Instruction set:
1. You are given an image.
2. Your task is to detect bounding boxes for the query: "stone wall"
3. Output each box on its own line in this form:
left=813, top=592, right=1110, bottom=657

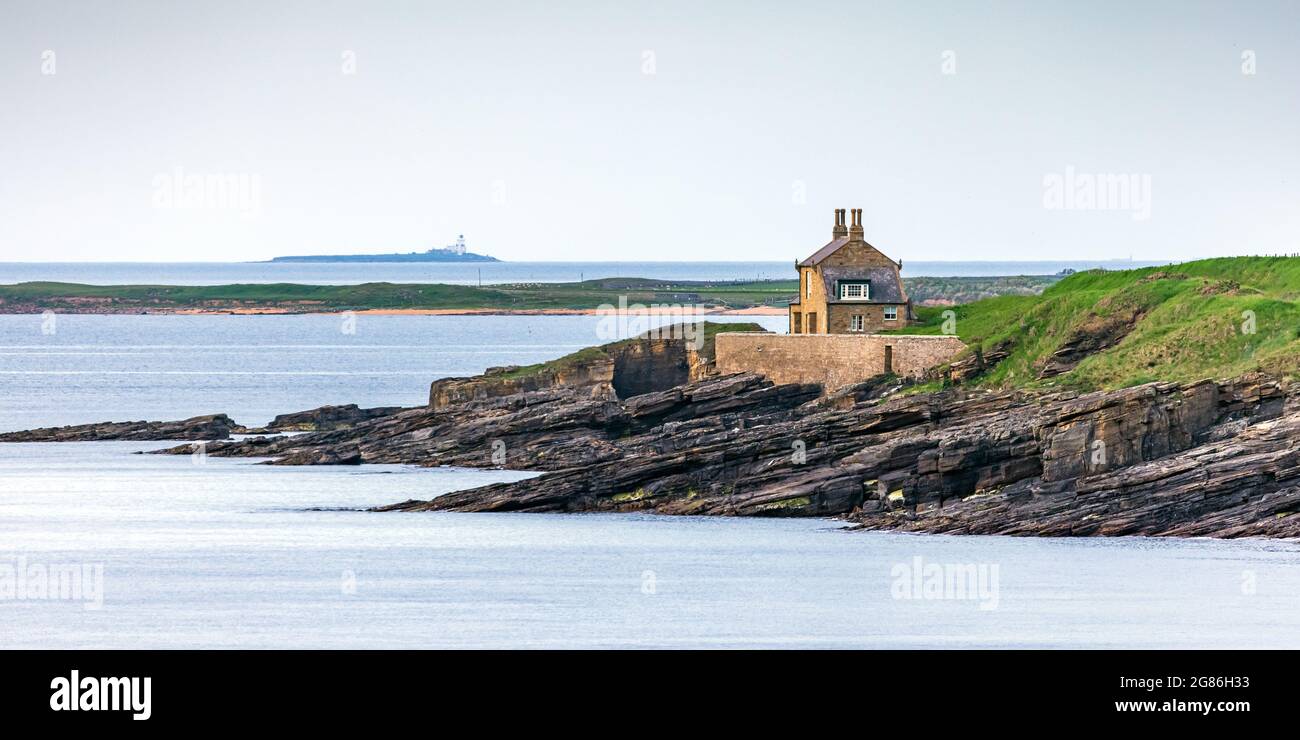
left=793, top=265, right=828, bottom=333
left=827, top=303, right=905, bottom=334
left=429, top=332, right=732, bottom=408
left=820, top=240, right=901, bottom=271
left=715, top=332, right=966, bottom=390
left=793, top=300, right=906, bottom=334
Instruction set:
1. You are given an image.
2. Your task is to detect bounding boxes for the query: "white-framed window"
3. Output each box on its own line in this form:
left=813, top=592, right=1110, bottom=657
left=850, top=314, right=865, bottom=332
left=884, top=305, right=898, bottom=321
left=839, top=282, right=869, bottom=300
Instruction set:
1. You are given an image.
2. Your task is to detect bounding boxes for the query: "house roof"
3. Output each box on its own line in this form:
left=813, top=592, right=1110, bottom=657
left=797, top=238, right=850, bottom=267
left=791, top=234, right=911, bottom=310
left=820, top=265, right=908, bottom=304
left=787, top=265, right=910, bottom=308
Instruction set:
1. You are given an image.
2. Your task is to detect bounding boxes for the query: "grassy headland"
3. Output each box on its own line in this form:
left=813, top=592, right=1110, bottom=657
left=893, top=257, right=1300, bottom=390
left=0, top=275, right=1057, bottom=314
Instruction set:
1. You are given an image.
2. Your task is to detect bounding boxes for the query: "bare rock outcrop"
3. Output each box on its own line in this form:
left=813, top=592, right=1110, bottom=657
left=429, top=359, right=618, bottom=409
left=260, top=404, right=401, bottom=432
left=158, top=373, right=820, bottom=474
left=0, top=414, right=238, bottom=442
left=428, top=324, right=756, bottom=408
left=371, top=373, right=1300, bottom=538
left=8, top=333, right=1298, bottom=538
left=1037, top=303, right=1145, bottom=378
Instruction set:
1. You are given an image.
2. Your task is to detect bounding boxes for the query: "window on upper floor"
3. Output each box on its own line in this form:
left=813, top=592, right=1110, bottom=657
left=839, top=282, right=869, bottom=300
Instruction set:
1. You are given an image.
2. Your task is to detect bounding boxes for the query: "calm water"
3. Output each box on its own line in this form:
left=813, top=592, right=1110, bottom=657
left=4, top=442, right=1299, bottom=649
left=0, top=259, right=1166, bottom=285
left=0, top=313, right=785, bottom=432
left=1, top=313, right=1297, bottom=649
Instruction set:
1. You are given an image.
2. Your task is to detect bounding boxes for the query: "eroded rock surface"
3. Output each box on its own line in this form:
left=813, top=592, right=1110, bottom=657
left=0, top=414, right=238, bottom=442
left=155, top=373, right=821, bottom=475
left=427, top=330, right=734, bottom=408
left=8, top=348, right=1298, bottom=538
left=369, top=373, right=1300, bottom=538
left=259, top=404, right=401, bottom=432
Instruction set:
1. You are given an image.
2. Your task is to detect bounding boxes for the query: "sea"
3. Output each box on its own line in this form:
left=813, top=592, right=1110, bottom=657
left=2, top=262, right=1296, bottom=649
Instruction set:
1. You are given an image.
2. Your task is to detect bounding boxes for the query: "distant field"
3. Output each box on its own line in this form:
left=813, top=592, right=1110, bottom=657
left=0, top=275, right=1058, bottom=314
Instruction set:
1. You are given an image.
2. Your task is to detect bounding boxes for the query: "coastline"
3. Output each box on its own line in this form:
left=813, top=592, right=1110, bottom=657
left=0, top=274, right=1059, bottom=316
left=10, top=257, right=1300, bottom=539
left=152, top=306, right=790, bottom=316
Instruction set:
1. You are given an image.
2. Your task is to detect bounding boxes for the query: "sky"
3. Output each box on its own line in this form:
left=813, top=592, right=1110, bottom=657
left=0, top=0, right=1297, bottom=263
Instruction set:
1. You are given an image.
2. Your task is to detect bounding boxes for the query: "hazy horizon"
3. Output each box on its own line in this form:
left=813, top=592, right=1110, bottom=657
left=2, top=0, right=1297, bottom=264
left=0, top=257, right=1175, bottom=265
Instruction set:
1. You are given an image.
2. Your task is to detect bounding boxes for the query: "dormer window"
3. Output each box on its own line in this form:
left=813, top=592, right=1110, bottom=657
left=839, top=281, right=869, bottom=300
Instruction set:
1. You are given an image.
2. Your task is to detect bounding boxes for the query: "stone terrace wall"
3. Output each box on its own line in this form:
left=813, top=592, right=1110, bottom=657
left=715, top=333, right=966, bottom=390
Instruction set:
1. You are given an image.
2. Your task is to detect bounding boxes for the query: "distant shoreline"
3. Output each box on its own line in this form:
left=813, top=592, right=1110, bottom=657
left=264, top=242, right=499, bottom=263
left=263, top=254, right=500, bottom=263
left=175, top=306, right=789, bottom=316
left=0, top=275, right=1060, bottom=315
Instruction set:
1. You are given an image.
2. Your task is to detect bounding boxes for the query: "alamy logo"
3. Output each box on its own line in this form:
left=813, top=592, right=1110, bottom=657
left=595, top=296, right=706, bottom=349
left=151, top=167, right=262, bottom=214
left=1042, top=166, right=1151, bottom=221
left=50, top=670, right=151, bottom=720
left=0, top=556, right=102, bottom=610
left=1241, top=309, right=1257, bottom=335
left=940, top=49, right=957, bottom=75
left=941, top=309, right=957, bottom=335
left=890, top=555, right=1000, bottom=610
left=791, top=439, right=807, bottom=465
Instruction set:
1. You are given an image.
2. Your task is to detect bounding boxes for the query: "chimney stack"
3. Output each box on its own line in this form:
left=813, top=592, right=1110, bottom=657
left=832, top=208, right=848, bottom=239
left=848, top=208, right=864, bottom=240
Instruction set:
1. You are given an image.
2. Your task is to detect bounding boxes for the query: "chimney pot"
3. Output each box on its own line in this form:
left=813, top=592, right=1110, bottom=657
left=849, top=208, right=865, bottom=239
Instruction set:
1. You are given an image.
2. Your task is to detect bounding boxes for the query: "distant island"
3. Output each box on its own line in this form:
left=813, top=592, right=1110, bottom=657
left=269, top=235, right=499, bottom=263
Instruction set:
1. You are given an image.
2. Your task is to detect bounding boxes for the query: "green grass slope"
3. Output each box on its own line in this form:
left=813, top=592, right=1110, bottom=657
left=898, top=257, right=1300, bottom=390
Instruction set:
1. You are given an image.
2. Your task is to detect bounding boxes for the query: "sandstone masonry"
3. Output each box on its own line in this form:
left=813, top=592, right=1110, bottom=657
left=715, top=332, right=966, bottom=389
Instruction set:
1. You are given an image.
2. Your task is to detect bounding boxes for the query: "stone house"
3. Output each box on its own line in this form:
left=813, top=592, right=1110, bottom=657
left=789, top=208, right=914, bottom=334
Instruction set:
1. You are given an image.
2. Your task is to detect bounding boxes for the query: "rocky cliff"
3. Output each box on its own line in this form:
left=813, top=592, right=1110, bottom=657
left=120, top=363, right=1300, bottom=537
left=427, top=323, right=757, bottom=408
left=10, top=318, right=1300, bottom=537
left=371, top=373, right=1300, bottom=538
